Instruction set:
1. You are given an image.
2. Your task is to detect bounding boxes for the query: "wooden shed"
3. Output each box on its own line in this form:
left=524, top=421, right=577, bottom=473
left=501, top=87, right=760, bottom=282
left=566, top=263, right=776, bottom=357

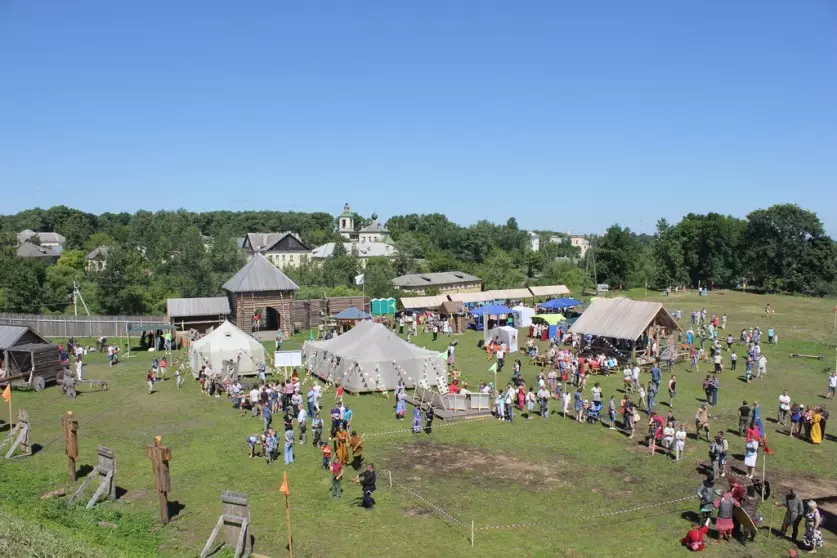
left=0, top=325, right=65, bottom=391
left=223, top=254, right=299, bottom=335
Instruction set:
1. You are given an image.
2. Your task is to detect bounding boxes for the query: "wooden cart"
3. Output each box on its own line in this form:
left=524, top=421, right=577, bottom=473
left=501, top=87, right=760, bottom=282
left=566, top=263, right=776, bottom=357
left=1, top=343, right=68, bottom=392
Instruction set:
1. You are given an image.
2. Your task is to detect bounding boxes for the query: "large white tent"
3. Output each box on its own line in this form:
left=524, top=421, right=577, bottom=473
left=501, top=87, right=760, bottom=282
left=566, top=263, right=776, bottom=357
left=302, top=321, right=447, bottom=393
left=485, top=325, right=519, bottom=353
left=189, top=320, right=266, bottom=378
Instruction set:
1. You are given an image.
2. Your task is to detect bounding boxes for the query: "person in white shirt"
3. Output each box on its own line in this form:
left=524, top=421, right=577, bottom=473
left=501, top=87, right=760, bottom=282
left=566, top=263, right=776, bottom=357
left=562, top=389, right=572, bottom=418
left=496, top=348, right=505, bottom=372
left=662, top=423, right=676, bottom=456
left=249, top=387, right=260, bottom=416
left=75, top=358, right=84, bottom=381
left=632, top=365, right=641, bottom=391
left=757, top=355, right=767, bottom=379
left=778, top=390, right=791, bottom=424
left=826, top=372, right=837, bottom=400
left=674, top=424, right=687, bottom=461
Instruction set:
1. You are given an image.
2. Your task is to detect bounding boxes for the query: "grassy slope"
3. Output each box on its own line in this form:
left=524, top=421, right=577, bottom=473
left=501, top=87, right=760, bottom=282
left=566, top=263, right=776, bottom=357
left=1, top=289, right=836, bottom=557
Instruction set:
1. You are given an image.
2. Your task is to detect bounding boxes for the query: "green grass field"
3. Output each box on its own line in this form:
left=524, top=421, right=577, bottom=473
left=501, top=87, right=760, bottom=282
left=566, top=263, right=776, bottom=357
left=2, top=289, right=837, bottom=557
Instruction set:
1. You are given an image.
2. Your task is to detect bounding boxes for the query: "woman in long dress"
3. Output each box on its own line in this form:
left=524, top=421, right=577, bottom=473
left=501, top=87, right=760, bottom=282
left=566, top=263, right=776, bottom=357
left=803, top=501, right=824, bottom=552
left=810, top=410, right=823, bottom=444
left=412, top=406, right=422, bottom=433
left=335, top=425, right=350, bottom=465
left=744, top=439, right=759, bottom=478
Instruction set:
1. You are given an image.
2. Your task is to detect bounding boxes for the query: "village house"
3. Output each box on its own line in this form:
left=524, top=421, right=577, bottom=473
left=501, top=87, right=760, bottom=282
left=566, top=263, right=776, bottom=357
left=241, top=232, right=312, bottom=270
left=392, top=271, right=482, bottom=295
left=85, top=246, right=110, bottom=271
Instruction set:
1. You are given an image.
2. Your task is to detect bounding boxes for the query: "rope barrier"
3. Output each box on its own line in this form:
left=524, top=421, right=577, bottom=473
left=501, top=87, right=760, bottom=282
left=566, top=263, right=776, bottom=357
left=363, top=415, right=497, bottom=439
left=475, top=494, right=695, bottom=531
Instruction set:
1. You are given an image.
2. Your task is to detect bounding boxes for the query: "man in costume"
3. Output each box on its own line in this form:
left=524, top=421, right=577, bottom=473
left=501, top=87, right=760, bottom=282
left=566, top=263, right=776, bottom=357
left=349, top=430, right=363, bottom=470
left=680, top=520, right=710, bottom=551
left=356, top=463, right=377, bottom=509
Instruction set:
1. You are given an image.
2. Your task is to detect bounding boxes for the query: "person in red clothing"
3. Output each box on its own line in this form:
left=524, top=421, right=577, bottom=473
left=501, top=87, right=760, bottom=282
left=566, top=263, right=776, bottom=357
left=680, top=521, right=710, bottom=551
left=448, top=380, right=462, bottom=394
left=745, top=421, right=761, bottom=443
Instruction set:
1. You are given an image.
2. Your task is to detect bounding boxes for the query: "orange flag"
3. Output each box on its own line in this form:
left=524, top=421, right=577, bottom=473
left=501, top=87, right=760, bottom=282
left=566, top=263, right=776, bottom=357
left=1, top=385, right=10, bottom=403
left=280, top=471, right=290, bottom=496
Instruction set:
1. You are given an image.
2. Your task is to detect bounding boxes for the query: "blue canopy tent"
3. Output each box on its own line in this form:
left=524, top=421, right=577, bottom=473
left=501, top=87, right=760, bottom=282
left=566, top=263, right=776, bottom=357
left=537, top=298, right=582, bottom=311
left=469, top=304, right=513, bottom=331
left=333, top=307, right=372, bottom=320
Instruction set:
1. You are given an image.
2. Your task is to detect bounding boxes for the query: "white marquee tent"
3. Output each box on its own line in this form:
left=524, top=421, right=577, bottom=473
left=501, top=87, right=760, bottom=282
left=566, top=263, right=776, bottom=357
left=189, top=320, right=266, bottom=378
left=302, top=321, right=447, bottom=393
left=485, top=325, right=519, bottom=353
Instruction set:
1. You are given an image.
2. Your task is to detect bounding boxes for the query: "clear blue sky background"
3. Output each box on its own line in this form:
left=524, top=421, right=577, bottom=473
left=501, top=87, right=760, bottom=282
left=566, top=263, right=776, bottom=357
left=1, top=1, right=836, bottom=235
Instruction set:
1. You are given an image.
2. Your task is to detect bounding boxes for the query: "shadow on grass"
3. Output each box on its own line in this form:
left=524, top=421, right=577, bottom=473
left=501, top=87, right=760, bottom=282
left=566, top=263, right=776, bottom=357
left=77, top=464, right=94, bottom=478
left=167, top=500, right=186, bottom=520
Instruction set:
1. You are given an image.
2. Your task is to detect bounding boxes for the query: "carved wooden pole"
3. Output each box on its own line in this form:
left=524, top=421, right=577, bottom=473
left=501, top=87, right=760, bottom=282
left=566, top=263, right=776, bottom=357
left=145, top=436, right=172, bottom=523
left=62, top=411, right=79, bottom=483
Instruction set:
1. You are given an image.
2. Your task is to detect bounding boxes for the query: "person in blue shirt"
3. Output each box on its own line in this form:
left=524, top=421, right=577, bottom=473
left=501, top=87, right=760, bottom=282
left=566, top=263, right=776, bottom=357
left=283, top=428, right=295, bottom=464
left=257, top=362, right=266, bottom=382
left=262, top=403, right=272, bottom=432
left=650, top=364, right=661, bottom=389
left=263, top=429, right=277, bottom=464
left=306, top=388, right=316, bottom=417
left=342, top=406, right=353, bottom=431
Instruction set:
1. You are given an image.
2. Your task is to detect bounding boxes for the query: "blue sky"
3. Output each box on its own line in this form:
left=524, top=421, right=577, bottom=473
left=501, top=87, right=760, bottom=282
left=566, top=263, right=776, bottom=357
left=1, top=1, right=836, bottom=235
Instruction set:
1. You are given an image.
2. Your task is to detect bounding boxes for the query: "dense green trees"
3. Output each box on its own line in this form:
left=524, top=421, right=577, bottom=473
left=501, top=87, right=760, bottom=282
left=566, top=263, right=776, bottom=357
left=0, top=203, right=834, bottom=315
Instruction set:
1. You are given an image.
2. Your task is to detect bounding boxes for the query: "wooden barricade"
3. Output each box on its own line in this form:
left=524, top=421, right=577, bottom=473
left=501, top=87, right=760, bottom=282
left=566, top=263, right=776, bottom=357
left=0, top=409, right=31, bottom=459
left=201, top=491, right=252, bottom=558
left=68, top=446, right=116, bottom=509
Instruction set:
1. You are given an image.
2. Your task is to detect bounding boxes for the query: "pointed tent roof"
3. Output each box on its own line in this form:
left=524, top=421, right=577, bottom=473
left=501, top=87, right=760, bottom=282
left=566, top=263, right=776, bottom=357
left=223, top=253, right=299, bottom=293
left=307, top=320, right=439, bottom=362
left=333, top=307, right=372, bottom=320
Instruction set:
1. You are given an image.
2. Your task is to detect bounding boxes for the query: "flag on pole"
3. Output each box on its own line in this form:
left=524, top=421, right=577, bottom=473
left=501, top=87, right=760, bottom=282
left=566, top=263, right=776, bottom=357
left=1, top=385, right=10, bottom=403
left=487, top=362, right=497, bottom=373
left=280, top=471, right=290, bottom=495
left=354, top=274, right=365, bottom=286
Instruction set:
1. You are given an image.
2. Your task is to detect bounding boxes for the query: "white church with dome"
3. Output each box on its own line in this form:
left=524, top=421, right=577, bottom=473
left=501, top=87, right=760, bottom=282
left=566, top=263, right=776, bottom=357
left=312, top=203, right=398, bottom=266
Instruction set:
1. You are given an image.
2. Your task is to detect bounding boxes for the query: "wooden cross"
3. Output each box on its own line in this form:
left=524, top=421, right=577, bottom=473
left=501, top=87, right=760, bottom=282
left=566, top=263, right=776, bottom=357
left=62, top=411, right=79, bottom=483
left=145, top=437, right=173, bottom=523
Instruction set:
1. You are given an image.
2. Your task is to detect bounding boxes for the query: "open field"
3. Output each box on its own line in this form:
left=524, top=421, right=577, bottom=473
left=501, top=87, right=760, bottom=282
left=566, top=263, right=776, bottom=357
left=2, top=289, right=837, bottom=557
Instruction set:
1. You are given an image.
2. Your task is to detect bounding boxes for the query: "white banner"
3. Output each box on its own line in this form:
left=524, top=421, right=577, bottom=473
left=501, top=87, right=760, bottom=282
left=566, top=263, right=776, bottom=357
left=274, top=351, right=302, bottom=367
left=355, top=273, right=365, bottom=285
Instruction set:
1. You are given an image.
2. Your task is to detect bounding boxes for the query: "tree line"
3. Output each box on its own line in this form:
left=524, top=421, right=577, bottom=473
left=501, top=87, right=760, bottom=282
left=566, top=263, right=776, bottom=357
left=0, top=203, right=833, bottom=315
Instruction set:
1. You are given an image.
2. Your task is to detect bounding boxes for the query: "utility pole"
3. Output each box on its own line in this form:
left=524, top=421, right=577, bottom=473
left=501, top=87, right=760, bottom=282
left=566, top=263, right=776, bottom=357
left=73, top=282, right=92, bottom=337
left=581, top=239, right=597, bottom=298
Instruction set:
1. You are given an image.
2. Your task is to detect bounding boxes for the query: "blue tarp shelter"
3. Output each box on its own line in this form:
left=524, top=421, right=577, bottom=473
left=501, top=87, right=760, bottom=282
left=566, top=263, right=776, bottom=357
left=537, top=298, right=582, bottom=311
left=333, top=307, right=372, bottom=320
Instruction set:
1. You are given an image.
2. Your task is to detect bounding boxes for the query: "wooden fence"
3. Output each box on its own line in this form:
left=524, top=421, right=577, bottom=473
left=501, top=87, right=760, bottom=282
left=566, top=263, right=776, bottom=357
left=0, top=296, right=370, bottom=338
left=0, top=313, right=166, bottom=339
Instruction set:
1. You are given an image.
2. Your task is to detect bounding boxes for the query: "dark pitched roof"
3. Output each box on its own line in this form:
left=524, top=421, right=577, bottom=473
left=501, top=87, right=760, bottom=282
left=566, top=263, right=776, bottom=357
left=244, top=232, right=310, bottom=252
left=16, top=241, right=61, bottom=258
left=0, top=325, right=49, bottom=350
left=222, top=253, right=299, bottom=293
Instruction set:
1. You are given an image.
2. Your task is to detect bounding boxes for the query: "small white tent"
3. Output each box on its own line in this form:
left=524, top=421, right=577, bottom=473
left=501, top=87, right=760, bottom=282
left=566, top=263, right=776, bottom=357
left=487, top=325, right=518, bottom=353
left=189, top=320, right=265, bottom=378
left=511, top=305, right=536, bottom=328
